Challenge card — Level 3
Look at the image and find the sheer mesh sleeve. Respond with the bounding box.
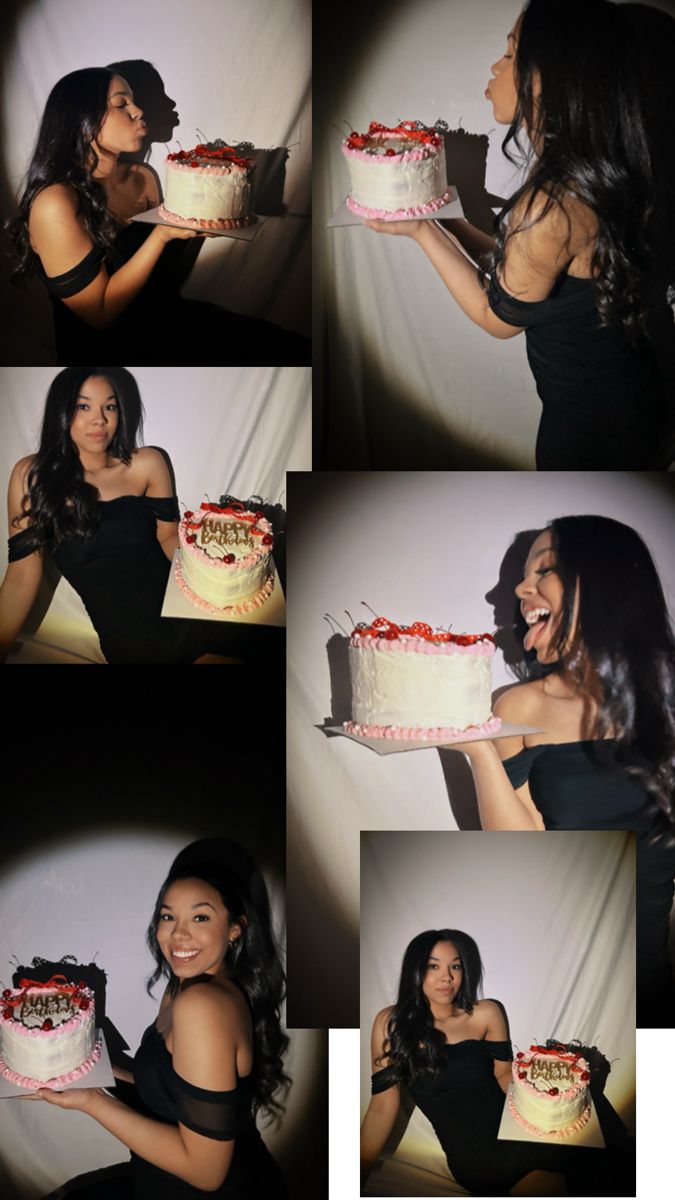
[37,245,104,298]
[501,750,535,789]
[371,1065,399,1095]
[8,529,40,562]
[486,271,548,327]
[143,495,180,522]
[174,1073,240,1141]
[484,1039,513,1061]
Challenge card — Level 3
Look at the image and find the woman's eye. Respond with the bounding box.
[536,566,553,576]
[194,914,209,922]
[159,914,173,922]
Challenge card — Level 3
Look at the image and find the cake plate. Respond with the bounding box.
[497,1083,605,1149]
[0,1029,115,1098]
[131,207,266,242]
[322,721,543,755]
[327,186,464,228]
[161,551,285,628]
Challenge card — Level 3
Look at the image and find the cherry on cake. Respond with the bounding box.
[344,615,501,740]
[341,120,453,220]
[159,140,257,230]
[176,499,275,615]
[509,1042,592,1137]
[0,977,101,1090]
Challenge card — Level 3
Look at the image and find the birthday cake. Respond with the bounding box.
[509,1042,592,1137]
[0,976,100,1090]
[159,140,257,230]
[176,497,275,614]
[341,120,453,219]
[344,616,500,740]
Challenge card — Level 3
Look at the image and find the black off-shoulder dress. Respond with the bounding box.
[7,495,283,665]
[501,741,675,1029]
[486,272,664,469]
[33,221,308,366]
[371,1038,632,1197]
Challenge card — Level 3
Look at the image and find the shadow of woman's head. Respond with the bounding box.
[485,527,541,672]
[106,59,179,158]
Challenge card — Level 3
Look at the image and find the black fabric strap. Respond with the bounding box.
[38,245,104,298]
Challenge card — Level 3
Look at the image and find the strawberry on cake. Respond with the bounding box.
[341,119,453,220]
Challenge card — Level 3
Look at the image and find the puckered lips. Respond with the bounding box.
[523,605,551,652]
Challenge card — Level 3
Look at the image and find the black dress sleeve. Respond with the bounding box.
[486,271,552,327]
[371,1065,399,1094]
[484,1039,513,1061]
[174,1072,240,1141]
[501,749,534,789]
[142,495,180,522]
[7,529,39,562]
[37,245,104,298]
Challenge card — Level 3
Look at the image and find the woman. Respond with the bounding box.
[30,860,290,1199]
[447,515,675,1027]
[361,929,631,1196]
[0,366,283,664]
[365,0,674,468]
[7,68,307,366]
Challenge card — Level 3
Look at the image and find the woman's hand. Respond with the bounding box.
[151,223,205,244]
[364,217,423,240]
[24,1086,104,1112]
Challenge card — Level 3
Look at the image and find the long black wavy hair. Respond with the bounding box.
[146,867,291,1122]
[12,367,144,551]
[375,929,484,1086]
[7,67,122,283]
[480,0,675,344]
[515,516,675,842]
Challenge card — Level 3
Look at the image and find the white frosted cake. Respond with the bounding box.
[176,499,275,614]
[159,140,257,229]
[342,120,453,219]
[509,1043,592,1137]
[344,616,500,740]
[0,979,100,1090]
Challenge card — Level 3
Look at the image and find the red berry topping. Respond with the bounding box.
[184,510,193,519]
[385,148,396,156]
[223,553,235,563]
[42,1019,53,1031]
[518,1071,527,1080]
[548,1087,559,1096]
[186,535,196,544]
[262,534,273,546]
[79,998,90,1011]
[581,1071,590,1081]
[516,1051,524,1060]
[2,1007,12,1020]
[2,990,10,999]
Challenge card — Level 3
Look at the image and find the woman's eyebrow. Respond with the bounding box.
[160,901,217,911]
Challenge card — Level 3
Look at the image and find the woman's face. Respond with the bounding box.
[515,530,568,662]
[69,375,119,458]
[96,74,146,154]
[156,878,242,981]
[421,940,463,1009]
[486,27,519,124]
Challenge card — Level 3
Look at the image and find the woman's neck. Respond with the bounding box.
[91,142,121,185]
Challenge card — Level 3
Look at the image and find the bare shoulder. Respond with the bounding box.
[29,183,79,225]
[10,455,36,488]
[132,446,173,494]
[493,680,544,722]
[133,446,165,468]
[373,1005,394,1033]
[475,997,509,1038]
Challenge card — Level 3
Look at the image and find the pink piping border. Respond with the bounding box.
[174,559,275,615]
[346,188,454,221]
[508,1089,591,1139]
[344,716,501,741]
[349,635,494,657]
[158,205,256,231]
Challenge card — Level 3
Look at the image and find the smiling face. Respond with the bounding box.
[156,878,242,981]
[96,74,147,154]
[69,375,119,457]
[421,940,463,1010]
[515,530,569,661]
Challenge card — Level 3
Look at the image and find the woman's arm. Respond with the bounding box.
[441,217,497,264]
[28,184,201,331]
[139,447,179,562]
[360,1007,400,1188]
[0,458,44,663]
[38,985,240,1193]
[482,1000,512,1095]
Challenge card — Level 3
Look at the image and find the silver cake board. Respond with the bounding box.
[0,1029,114,1098]
[498,1084,605,1149]
[324,722,543,755]
[161,550,285,628]
[327,186,465,228]
[131,206,265,241]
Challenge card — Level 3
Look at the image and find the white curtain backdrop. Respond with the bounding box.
[315,0,675,468]
[0,829,323,1200]
[0,364,310,663]
[286,470,675,1027]
[0,0,310,362]
[359,831,635,1197]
